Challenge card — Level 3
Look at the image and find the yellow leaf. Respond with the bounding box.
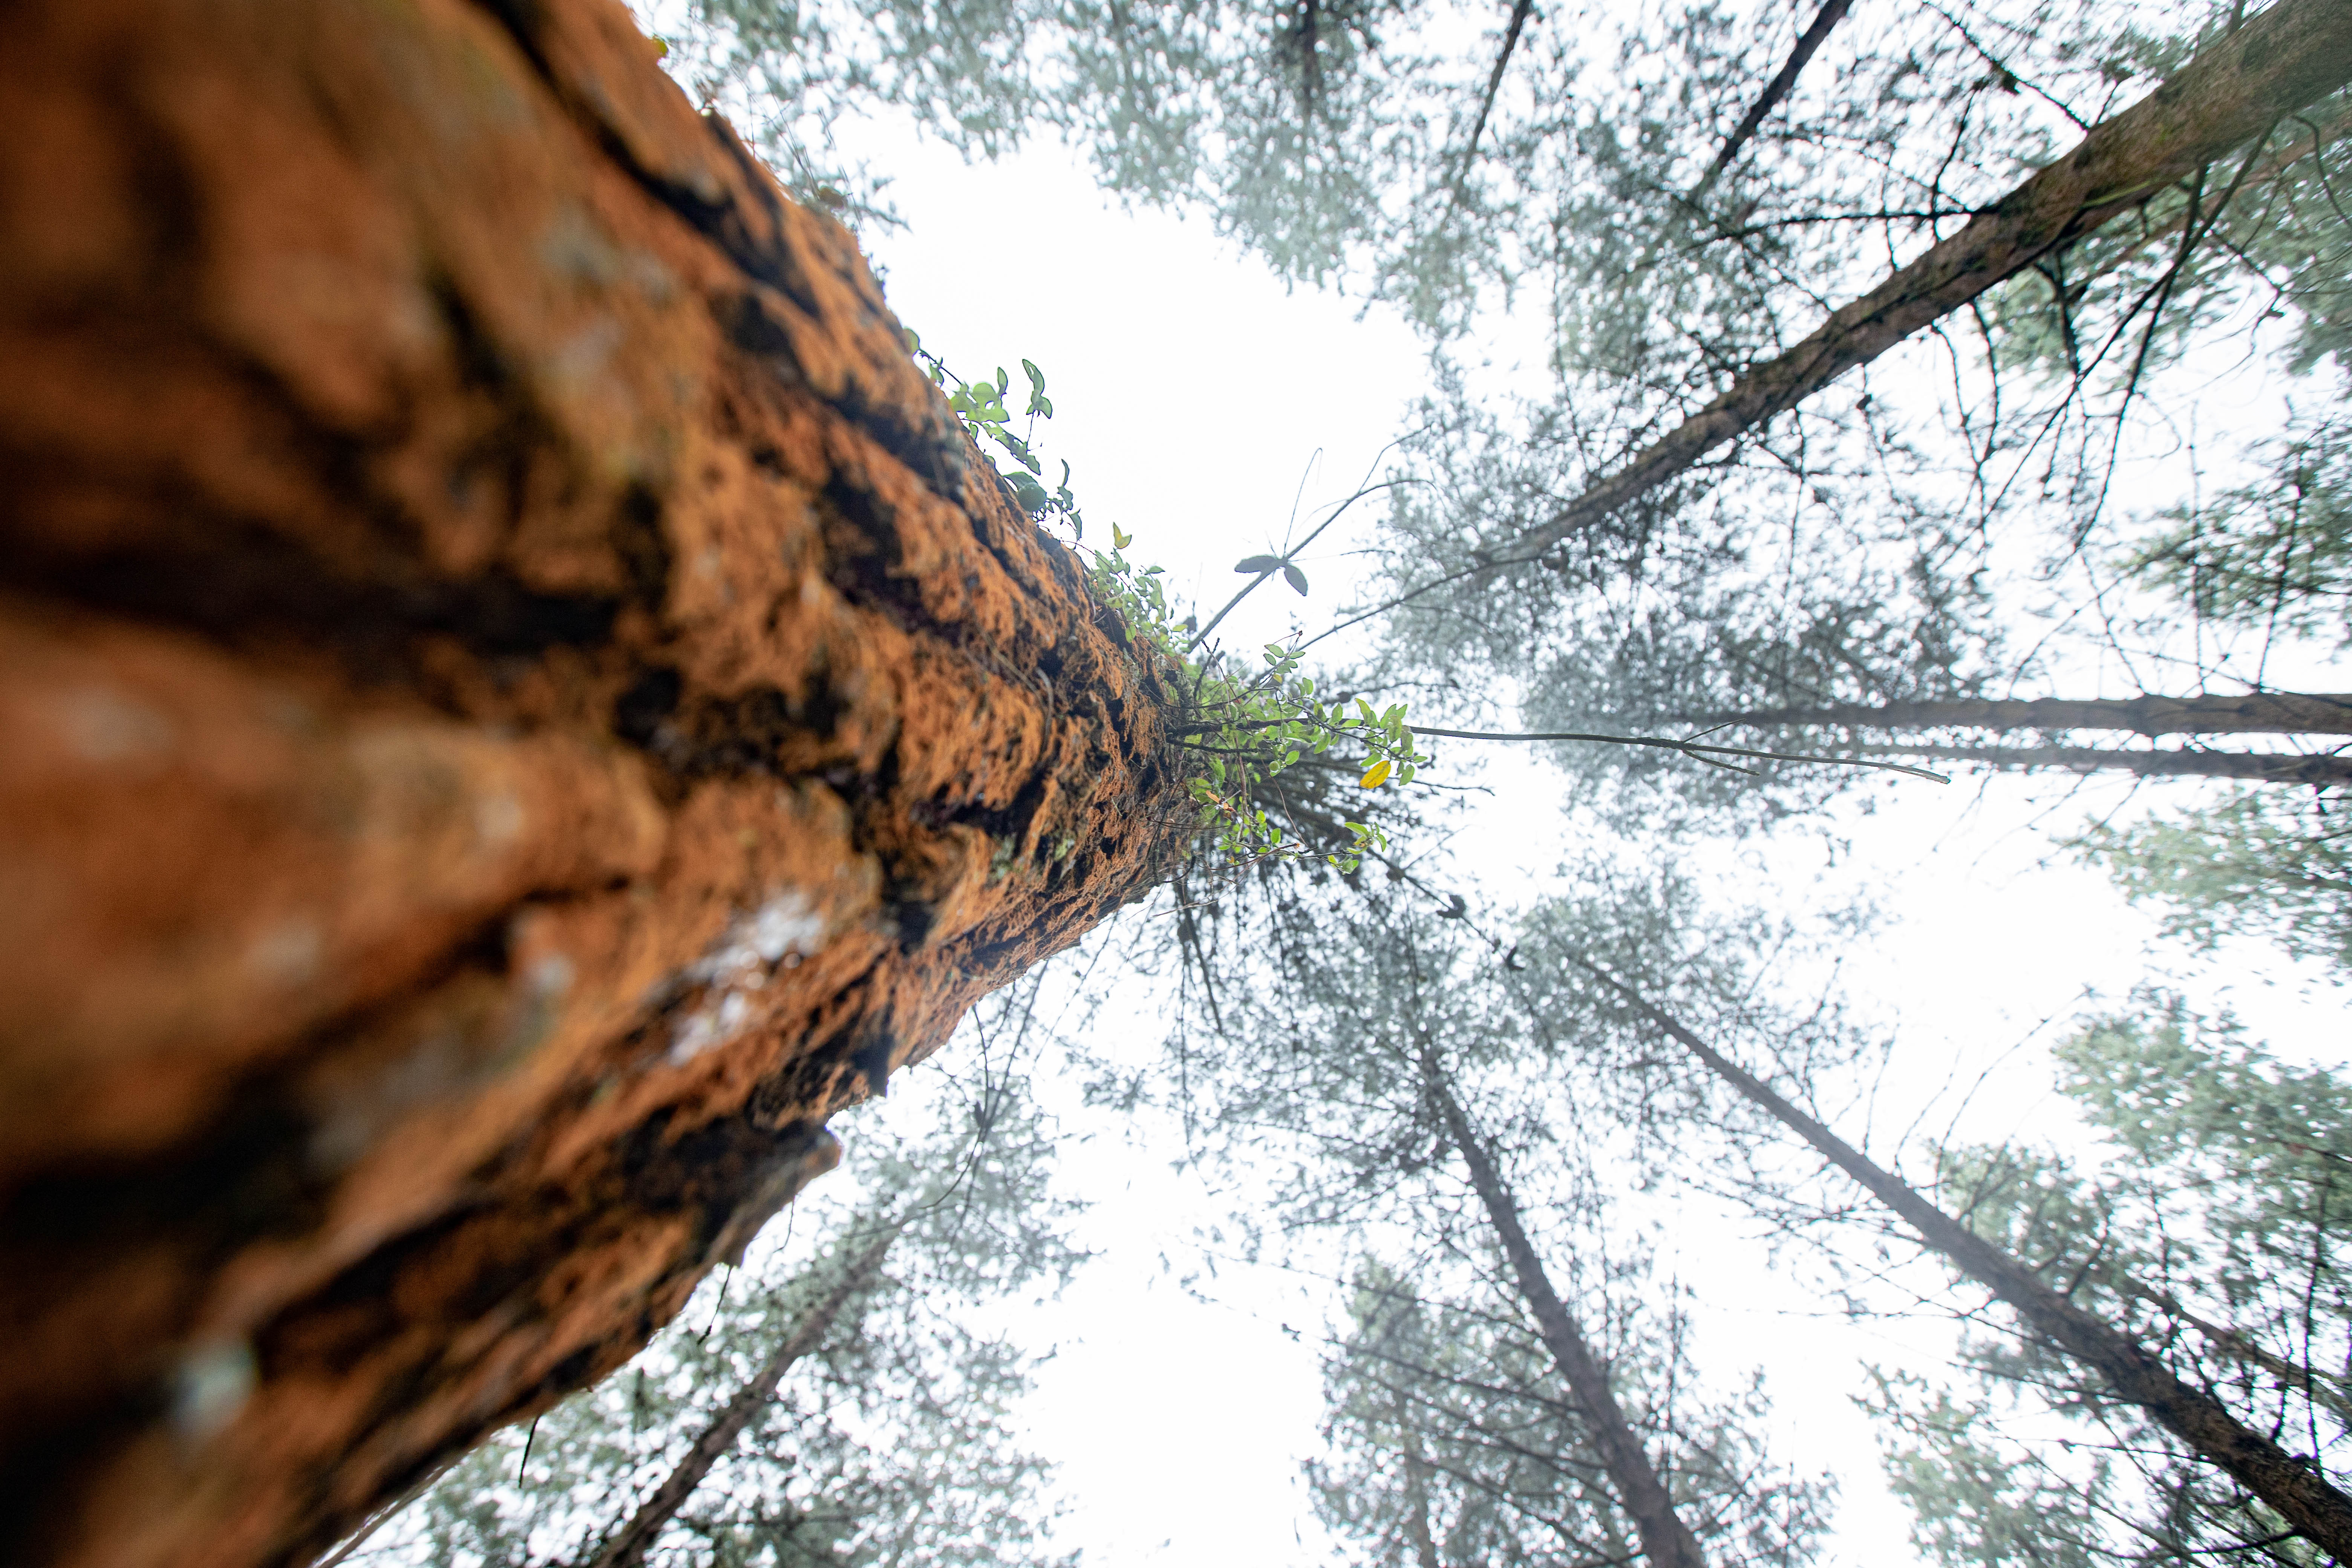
[1112,524,1133,549]
[1359,759,1392,789]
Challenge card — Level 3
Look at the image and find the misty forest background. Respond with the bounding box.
[335,0,2350,1564]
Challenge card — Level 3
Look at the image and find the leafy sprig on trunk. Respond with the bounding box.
[918,343,1431,870]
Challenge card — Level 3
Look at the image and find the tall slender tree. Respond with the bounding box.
[579,1218,903,1568]
[1510,883,2352,1561]
[1118,884,1828,1568]
[1418,1046,1710,1568]
[1312,1253,1820,1568]
[1867,998,2352,1566]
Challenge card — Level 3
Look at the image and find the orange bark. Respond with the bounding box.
[0,1,1188,1563]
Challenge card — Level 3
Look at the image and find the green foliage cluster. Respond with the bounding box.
[2119,406,2352,647]
[2076,785,2352,971]
[915,342,1428,872]
[906,335,1086,533]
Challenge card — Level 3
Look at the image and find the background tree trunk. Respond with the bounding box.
[1710,692,2352,737]
[1686,0,1853,203]
[1512,0,2352,557]
[0,2,1190,1565]
[586,1220,902,1568]
[1421,1054,1709,1568]
[1854,743,2352,782]
[1395,1404,1448,1568]
[1563,957,2352,1562]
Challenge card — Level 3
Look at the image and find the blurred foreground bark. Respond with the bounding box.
[0,1,1187,1562]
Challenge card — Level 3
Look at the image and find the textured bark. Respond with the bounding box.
[1421,1056,1708,1568]
[1713,691,2352,737]
[1856,742,2352,783]
[1565,961,2352,1563]
[0,2,1190,1565]
[586,1218,899,1568]
[1515,0,2352,557]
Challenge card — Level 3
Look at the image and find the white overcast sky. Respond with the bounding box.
[590,18,2350,1568]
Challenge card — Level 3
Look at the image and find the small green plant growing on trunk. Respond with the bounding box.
[913,336,1428,873]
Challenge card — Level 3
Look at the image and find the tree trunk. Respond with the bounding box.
[1395,1396,1448,1568]
[1709,692,2352,737]
[1513,0,2352,557]
[0,1,1190,1565]
[1420,1054,1709,1568]
[1854,742,2352,783]
[585,1221,902,1568]
[1456,0,1536,176]
[1562,959,2352,1562]
[1686,0,1853,203]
